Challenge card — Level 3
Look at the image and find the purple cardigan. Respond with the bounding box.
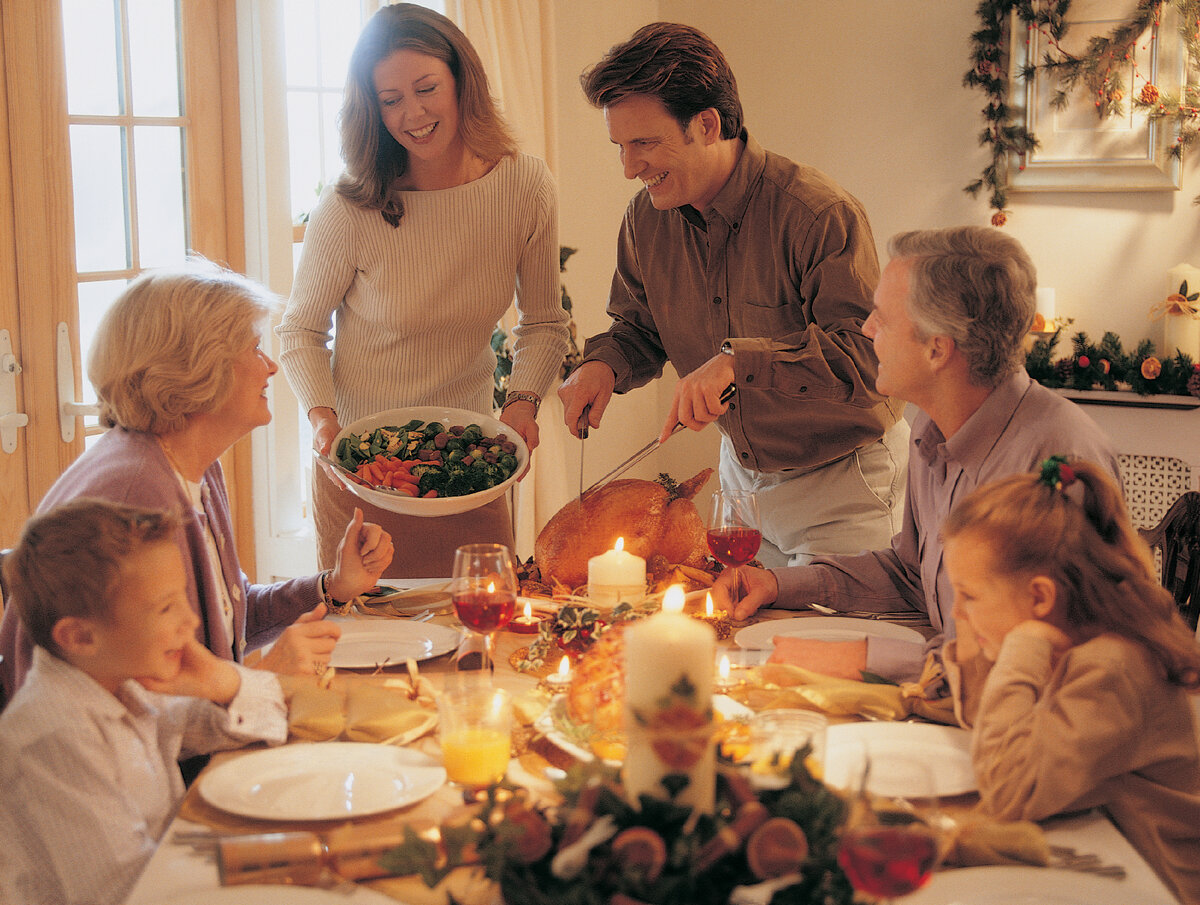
[0,428,321,698]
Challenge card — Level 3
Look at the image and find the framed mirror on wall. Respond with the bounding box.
[1006,0,1189,192]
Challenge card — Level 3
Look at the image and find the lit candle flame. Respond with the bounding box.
[523,600,533,620]
[705,592,714,616]
[557,655,571,678]
[614,536,625,552]
[663,584,685,614]
[486,581,495,594]
[719,653,731,682]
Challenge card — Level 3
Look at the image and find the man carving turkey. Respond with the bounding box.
[559,22,909,567]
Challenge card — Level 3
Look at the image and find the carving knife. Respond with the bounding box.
[576,404,590,503]
[582,383,735,496]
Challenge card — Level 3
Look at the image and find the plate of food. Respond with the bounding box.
[823,721,976,797]
[536,693,753,766]
[735,615,926,650]
[327,618,460,668]
[198,743,446,820]
[327,406,528,517]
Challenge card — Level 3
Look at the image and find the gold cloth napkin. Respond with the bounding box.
[279,662,438,746]
[730,655,957,725]
[941,807,1051,868]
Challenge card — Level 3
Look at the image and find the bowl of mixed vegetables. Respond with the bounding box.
[327,406,529,517]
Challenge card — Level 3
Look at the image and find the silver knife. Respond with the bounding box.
[582,383,735,496]
[576,404,590,503]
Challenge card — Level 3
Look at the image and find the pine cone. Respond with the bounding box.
[1188,366,1200,398]
[991,210,1008,227]
[1139,83,1160,105]
[1053,358,1074,383]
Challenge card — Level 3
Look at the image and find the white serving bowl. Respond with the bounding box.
[328,406,528,518]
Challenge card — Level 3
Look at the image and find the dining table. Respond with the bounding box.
[123,578,1182,905]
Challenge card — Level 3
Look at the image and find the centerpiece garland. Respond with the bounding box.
[965,0,1200,223]
[379,756,856,905]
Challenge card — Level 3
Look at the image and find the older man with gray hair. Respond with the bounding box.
[713,226,1120,690]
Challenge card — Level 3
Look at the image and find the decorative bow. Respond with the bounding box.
[1150,280,1200,320]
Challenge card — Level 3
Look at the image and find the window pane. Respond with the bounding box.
[127,0,181,116]
[320,90,343,186]
[317,0,359,88]
[77,278,126,409]
[62,0,122,115]
[284,0,319,88]
[70,124,130,272]
[134,125,188,267]
[288,92,322,222]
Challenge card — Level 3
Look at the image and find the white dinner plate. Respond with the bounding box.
[198,743,446,821]
[894,866,1169,905]
[735,616,925,649]
[535,694,752,766]
[824,721,975,797]
[328,618,460,668]
[165,885,399,904]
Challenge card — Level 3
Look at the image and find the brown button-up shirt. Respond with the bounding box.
[583,130,901,473]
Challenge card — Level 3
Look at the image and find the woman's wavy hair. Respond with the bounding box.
[889,226,1036,388]
[336,3,516,226]
[943,460,1200,688]
[88,259,276,435]
[6,498,180,656]
[581,22,743,139]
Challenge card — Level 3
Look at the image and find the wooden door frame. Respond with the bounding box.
[0,0,257,578]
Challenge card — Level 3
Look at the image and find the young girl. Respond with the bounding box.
[943,457,1200,905]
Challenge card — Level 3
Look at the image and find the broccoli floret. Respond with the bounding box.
[446,471,476,497]
[418,469,448,496]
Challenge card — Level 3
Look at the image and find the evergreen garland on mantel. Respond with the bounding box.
[965,0,1200,224]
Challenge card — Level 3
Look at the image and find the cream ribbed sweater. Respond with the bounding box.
[278,153,569,424]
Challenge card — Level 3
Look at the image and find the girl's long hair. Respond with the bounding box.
[943,460,1200,688]
[336,3,516,226]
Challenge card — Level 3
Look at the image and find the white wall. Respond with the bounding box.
[553,1,1200,494]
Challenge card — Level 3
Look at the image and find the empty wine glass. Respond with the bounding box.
[450,543,518,673]
[836,747,945,902]
[707,490,761,606]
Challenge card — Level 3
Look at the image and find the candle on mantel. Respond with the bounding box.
[623,584,716,814]
[1162,263,1200,360]
[543,655,572,694]
[509,599,541,634]
[587,537,646,610]
[1034,287,1057,332]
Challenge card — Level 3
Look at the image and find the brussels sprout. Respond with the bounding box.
[499,454,518,471]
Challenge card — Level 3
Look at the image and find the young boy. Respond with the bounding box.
[0,499,289,905]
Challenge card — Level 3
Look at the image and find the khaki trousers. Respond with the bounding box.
[719,418,910,567]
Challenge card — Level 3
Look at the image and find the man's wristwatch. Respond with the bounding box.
[720,340,735,357]
[502,390,541,416]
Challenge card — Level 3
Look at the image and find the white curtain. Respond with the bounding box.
[445,0,574,560]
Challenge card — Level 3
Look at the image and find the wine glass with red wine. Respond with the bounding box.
[706,490,761,605]
[450,543,518,673]
[836,748,944,902]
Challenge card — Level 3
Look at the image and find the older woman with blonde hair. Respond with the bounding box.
[279,2,569,577]
[0,260,393,698]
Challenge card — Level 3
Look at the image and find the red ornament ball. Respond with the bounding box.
[1077,355,1091,368]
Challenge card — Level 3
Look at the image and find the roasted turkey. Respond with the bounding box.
[533,469,714,589]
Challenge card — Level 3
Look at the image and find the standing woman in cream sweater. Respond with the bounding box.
[279,4,569,577]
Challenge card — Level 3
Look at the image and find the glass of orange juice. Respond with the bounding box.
[438,684,512,794]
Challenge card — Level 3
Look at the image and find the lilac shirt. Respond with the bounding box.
[772,372,1120,679]
[0,428,322,698]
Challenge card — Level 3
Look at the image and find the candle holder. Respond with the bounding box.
[508,600,542,634]
[540,656,573,696]
[587,582,646,611]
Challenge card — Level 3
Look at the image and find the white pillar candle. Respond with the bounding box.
[587,537,645,610]
[1036,287,1056,321]
[622,585,716,814]
[1163,264,1200,360]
